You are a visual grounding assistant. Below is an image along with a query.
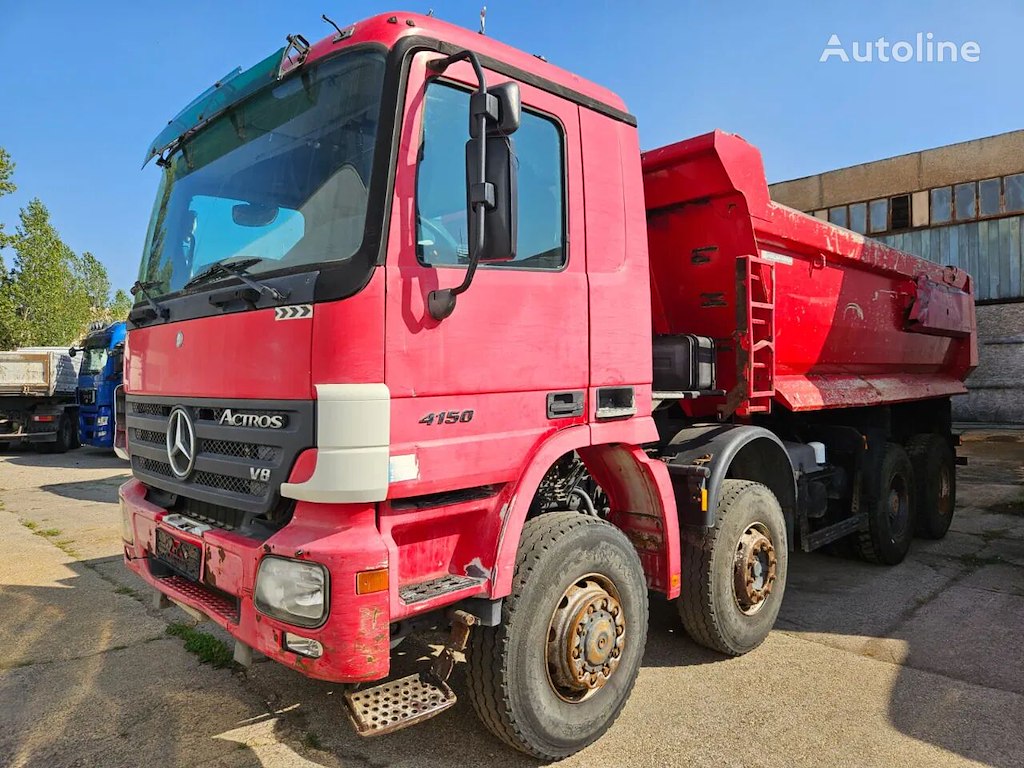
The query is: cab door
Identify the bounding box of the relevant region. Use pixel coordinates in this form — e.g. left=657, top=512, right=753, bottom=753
left=384, top=51, right=588, bottom=497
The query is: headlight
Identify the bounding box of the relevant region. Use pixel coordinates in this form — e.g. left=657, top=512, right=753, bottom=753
left=254, top=556, right=328, bottom=627
left=96, top=416, right=109, bottom=426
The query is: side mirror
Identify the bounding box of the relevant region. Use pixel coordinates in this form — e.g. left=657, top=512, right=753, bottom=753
left=466, top=135, right=517, bottom=263
left=426, top=51, right=522, bottom=320
left=470, top=82, right=521, bottom=138
left=68, top=347, right=77, bottom=358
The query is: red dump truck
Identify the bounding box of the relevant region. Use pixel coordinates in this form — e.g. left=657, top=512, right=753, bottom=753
left=120, top=12, right=977, bottom=758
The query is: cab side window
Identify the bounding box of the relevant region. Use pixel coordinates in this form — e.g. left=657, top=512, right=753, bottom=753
left=416, top=81, right=566, bottom=270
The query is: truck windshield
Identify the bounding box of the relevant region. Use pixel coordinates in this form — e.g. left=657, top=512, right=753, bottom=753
left=138, top=49, right=386, bottom=297
left=81, top=347, right=109, bottom=375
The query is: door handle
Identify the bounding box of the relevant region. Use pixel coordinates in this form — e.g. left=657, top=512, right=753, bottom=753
left=547, top=391, right=584, bottom=419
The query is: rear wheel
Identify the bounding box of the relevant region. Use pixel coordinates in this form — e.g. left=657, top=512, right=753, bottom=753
left=857, top=443, right=915, bottom=564
left=48, top=414, right=74, bottom=454
left=907, top=435, right=956, bottom=540
left=465, top=511, right=648, bottom=760
left=678, top=480, right=788, bottom=656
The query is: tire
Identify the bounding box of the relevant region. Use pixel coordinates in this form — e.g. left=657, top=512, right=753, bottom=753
left=465, top=511, right=649, bottom=760
left=857, top=443, right=916, bottom=564
left=677, top=480, right=788, bottom=656
left=39, top=414, right=74, bottom=454
left=907, top=435, right=956, bottom=540
left=71, top=416, right=82, bottom=449
left=51, top=415, right=74, bottom=454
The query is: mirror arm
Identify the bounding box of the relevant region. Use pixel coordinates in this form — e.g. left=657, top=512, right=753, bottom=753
left=427, top=50, right=492, bottom=321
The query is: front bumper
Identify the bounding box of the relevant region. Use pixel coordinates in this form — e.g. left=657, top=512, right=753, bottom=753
left=79, top=404, right=113, bottom=447
left=120, top=478, right=391, bottom=682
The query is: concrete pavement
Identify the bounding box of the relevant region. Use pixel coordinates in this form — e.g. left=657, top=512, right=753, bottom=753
left=0, top=435, right=1022, bottom=767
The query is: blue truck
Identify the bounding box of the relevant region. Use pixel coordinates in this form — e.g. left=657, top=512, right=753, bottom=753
left=70, top=321, right=126, bottom=449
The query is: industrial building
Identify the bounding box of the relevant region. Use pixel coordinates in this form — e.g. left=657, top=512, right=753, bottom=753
left=770, top=130, right=1024, bottom=424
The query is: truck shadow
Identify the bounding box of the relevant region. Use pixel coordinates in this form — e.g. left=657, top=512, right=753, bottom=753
left=1, top=446, right=129, bottom=471
left=775, top=435, right=1024, bottom=767
left=0, top=562, right=288, bottom=768
left=39, top=476, right=129, bottom=503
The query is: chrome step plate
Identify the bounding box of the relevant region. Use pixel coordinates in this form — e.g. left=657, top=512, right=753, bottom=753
left=345, top=673, right=457, bottom=736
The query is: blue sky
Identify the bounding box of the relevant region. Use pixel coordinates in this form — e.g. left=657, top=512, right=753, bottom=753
left=1, top=1, right=1020, bottom=293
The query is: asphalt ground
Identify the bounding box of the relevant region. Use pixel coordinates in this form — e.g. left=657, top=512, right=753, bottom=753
left=0, top=431, right=1022, bottom=767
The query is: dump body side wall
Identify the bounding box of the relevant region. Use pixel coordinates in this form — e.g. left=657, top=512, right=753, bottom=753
left=0, top=349, right=80, bottom=397
left=642, top=131, right=977, bottom=413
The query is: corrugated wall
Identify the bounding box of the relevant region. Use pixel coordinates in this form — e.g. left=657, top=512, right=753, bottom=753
left=876, top=224, right=1023, bottom=423
left=879, top=216, right=1024, bottom=301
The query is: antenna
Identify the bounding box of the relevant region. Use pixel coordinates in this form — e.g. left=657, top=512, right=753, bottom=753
left=427, top=8, right=434, bottom=17
left=321, top=14, right=343, bottom=36
left=479, top=6, right=486, bottom=35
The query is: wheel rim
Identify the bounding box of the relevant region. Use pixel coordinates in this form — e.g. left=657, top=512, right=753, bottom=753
left=546, top=573, right=626, bottom=703
left=733, top=522, right=778, bottom=615
left=887, top=473, right=910, bottom=539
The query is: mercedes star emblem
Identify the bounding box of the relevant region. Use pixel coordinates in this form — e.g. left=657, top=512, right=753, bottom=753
left=166, top=407, right=196, bottom=479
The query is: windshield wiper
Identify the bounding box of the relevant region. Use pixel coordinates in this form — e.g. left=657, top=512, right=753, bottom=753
left=184, top=257, right=289, bottom=302
left=130, top=280, right=170, bottom=321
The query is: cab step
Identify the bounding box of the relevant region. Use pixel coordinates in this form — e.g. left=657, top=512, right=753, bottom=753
left=344, top=673, right=457, bottom=736
left=345, top=609, right=477, bottom=737
left=399, top=573, right=485, bottom=604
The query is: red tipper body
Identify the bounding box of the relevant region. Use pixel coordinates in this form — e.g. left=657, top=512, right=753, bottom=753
left=119, top=11, right=977, bottom=692
left=642, top=130, right=977, bottom=417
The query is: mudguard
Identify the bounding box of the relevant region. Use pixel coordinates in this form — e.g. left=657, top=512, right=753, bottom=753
left=666, top=424, right=796, bottom=536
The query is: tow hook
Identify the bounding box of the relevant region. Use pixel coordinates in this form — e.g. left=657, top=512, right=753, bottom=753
left=345, top=610, right=477, bottom=736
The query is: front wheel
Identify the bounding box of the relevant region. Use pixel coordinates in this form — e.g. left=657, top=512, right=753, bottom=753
left=678, top=480, right=788, bottom=656
left=465, top=511, right=649, bottom=760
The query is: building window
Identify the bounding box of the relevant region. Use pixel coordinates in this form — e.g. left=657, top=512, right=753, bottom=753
left=979, top=178, right=1000, bottom=217
left=869, top=199, right=888, bottom=233
left=1005, top=174, right=1024, bottom=213
left=828, top=206, right=847, bottom=228
left=954, top=183, right=976, bottom=220
left=848, top=202, right=867, bottom=233
left=931, top=187, right=952, bottom=224
left=890, top=195, right=911, bottom=230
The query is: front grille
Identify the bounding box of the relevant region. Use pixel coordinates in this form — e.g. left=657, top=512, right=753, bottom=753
left=135, top=455, right=173, bottom=477
left=126, top=394, right=313, bottom=522
left=180, top=499, right=247, bottom=530
left=131, top=428, right=280, bottom=463
left=132, top=401, right=168, bottom=417
left=201, top=439, right=279, bottom=462
left=133, top=428, right=164, bottom=444
left=193, top=470, right=268, bottom=497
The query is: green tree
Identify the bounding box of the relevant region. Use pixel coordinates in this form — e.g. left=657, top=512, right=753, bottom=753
left=0, top=147, right=14, bottom=250
left=0, top=148, right=15, bottom=344
left=0, top=147, right=130, bottom=348
left=0, top=199, right=93, bottom=346
left=74, top=251, right=112, bottom=313
left=108, top=289, right=133, bottom=320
